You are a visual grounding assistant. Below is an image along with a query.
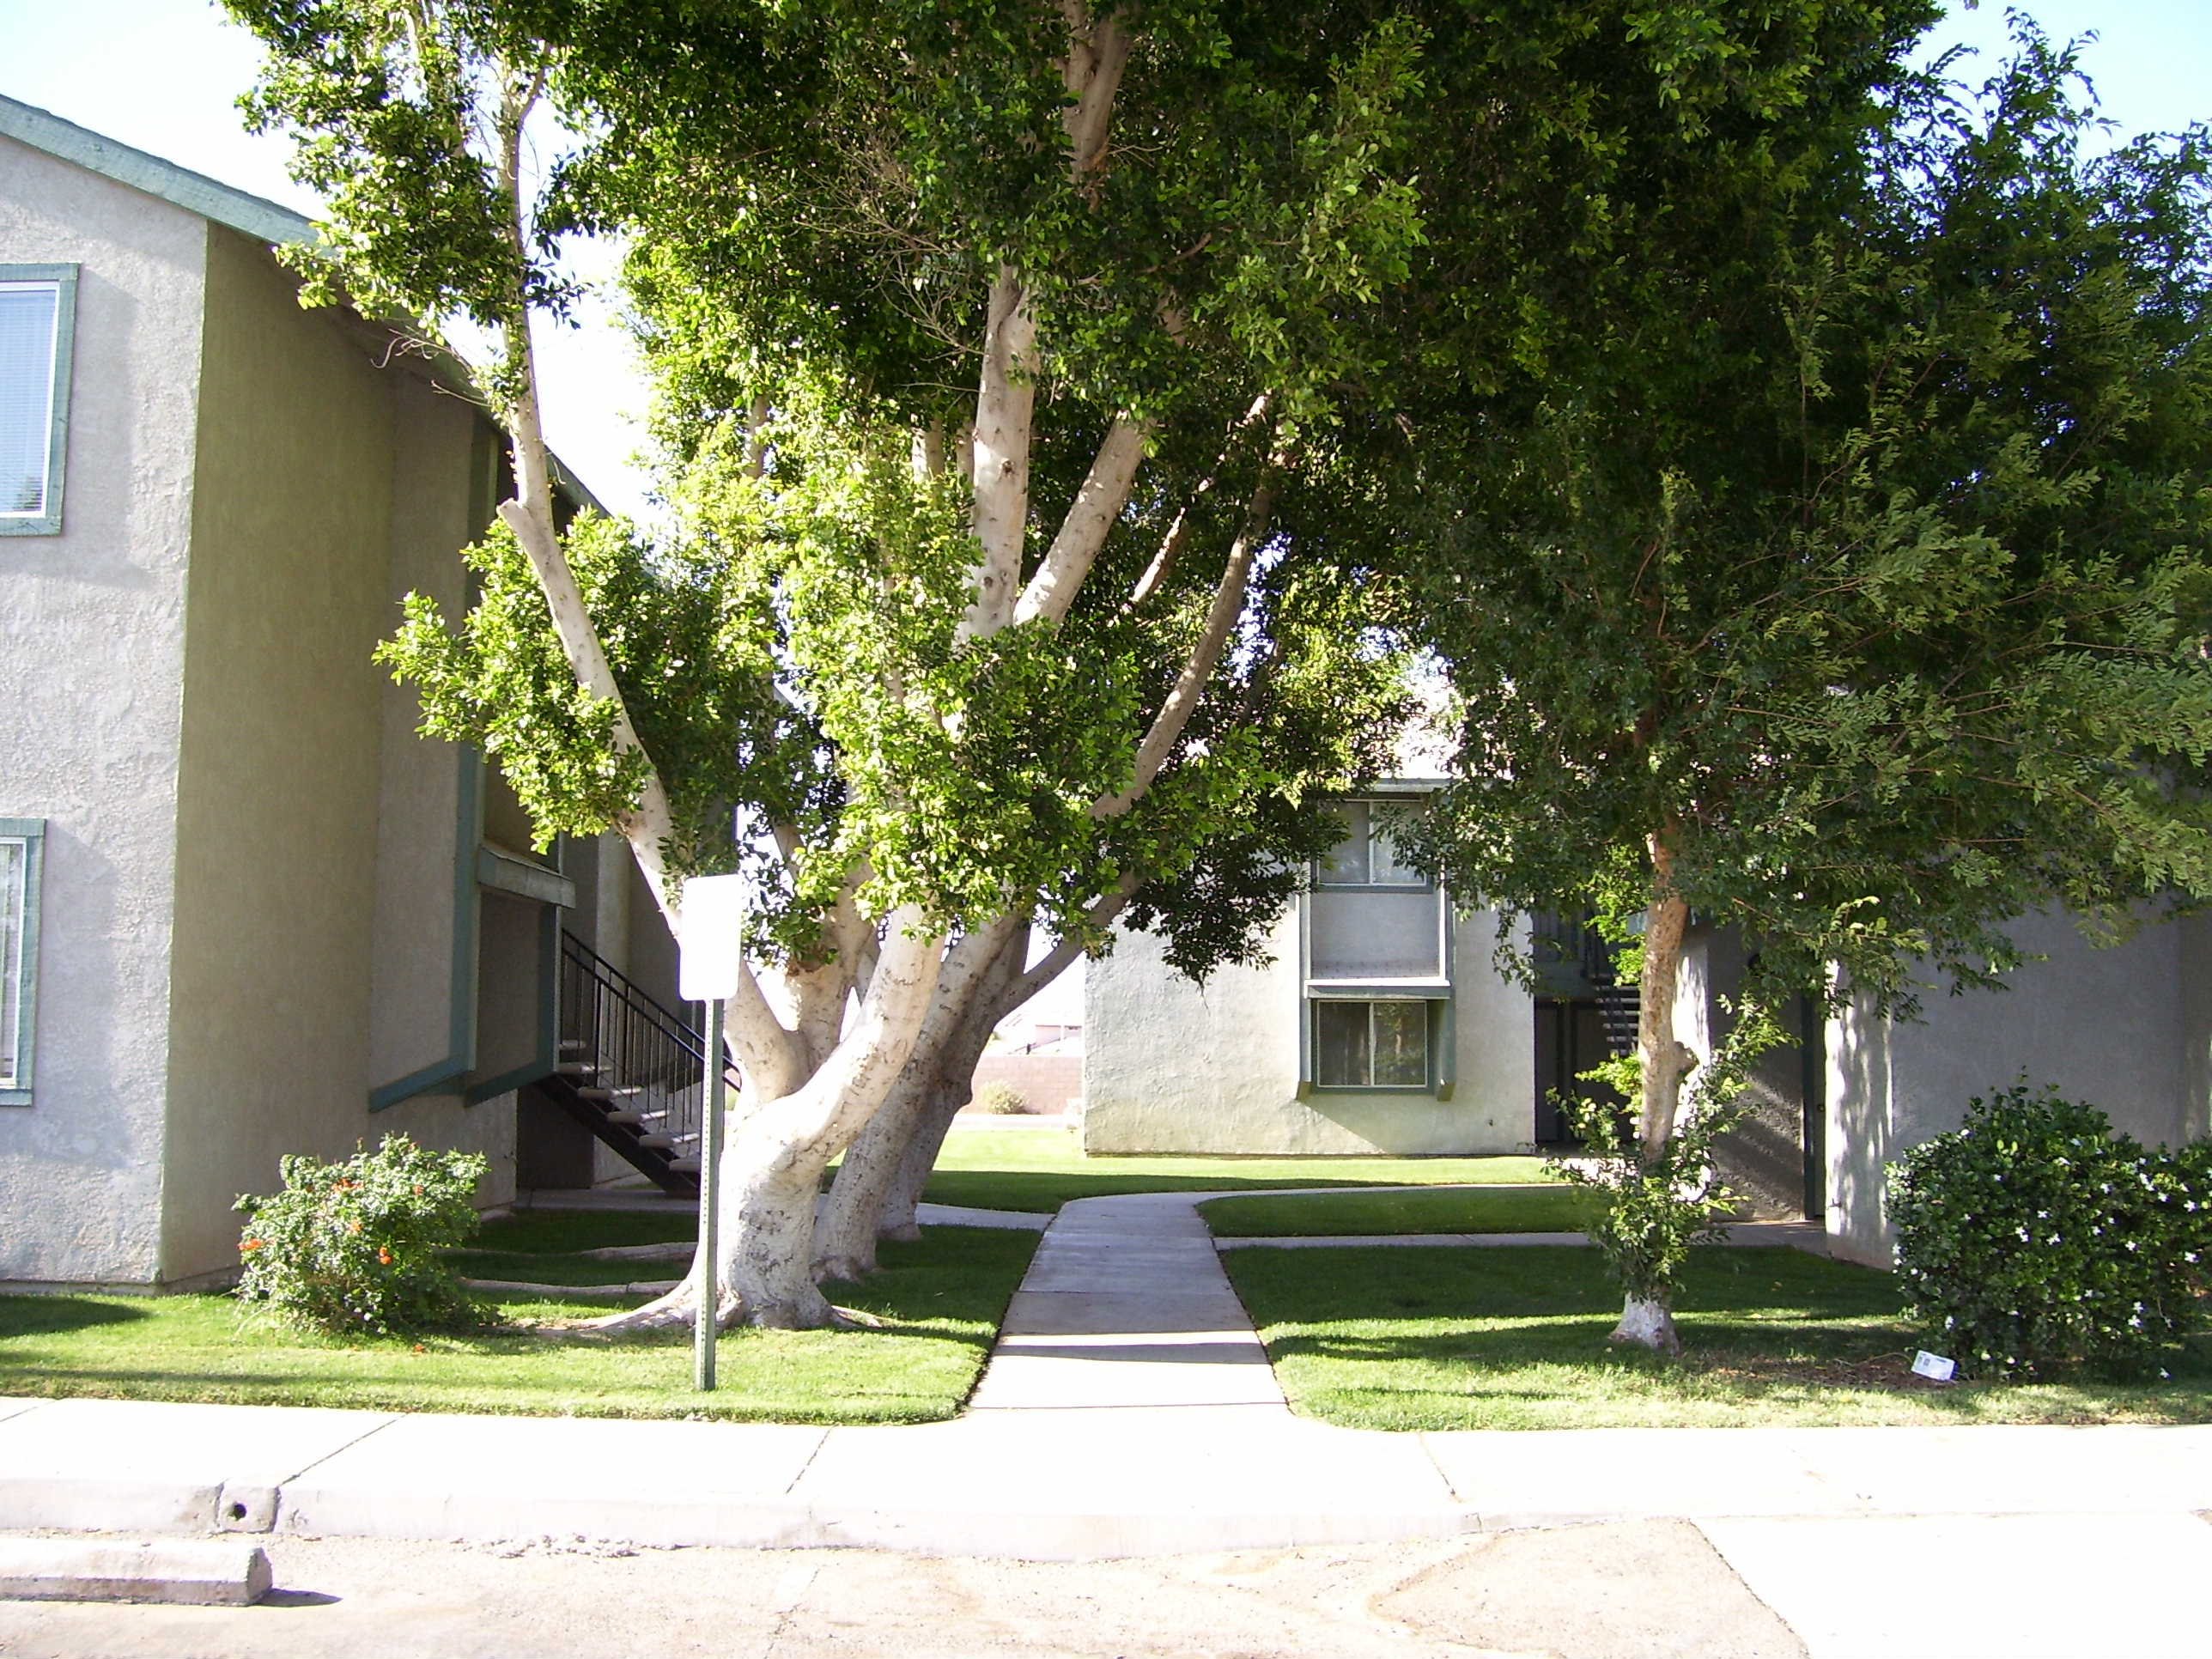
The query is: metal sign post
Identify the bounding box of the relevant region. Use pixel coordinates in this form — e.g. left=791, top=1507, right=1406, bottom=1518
left=678, top=875, right=747, bottom=1394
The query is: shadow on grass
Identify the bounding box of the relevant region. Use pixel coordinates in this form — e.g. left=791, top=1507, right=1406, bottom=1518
left=0, top=1294, right=154, bottom=1338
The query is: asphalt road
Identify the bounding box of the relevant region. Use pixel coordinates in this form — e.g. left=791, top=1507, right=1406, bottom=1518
left=0, top=1522, right=1799, bottom=1659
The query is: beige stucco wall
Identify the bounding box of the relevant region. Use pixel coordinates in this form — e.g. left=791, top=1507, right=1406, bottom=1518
left=1825, top=908, right=2210, bottom=1267
left=366, top=386, right=479, bottom=1095
left=159, top=226, right=398, bottom=1280
left=158, top=229, right=517, bottom=1283
left=1082, top=904, right=1535, bottom=1156
left=0, top=139, right=208, bottom=1285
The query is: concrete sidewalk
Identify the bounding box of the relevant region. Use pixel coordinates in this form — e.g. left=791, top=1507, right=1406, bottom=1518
left=2, top=1191, right=2209, bottom=1565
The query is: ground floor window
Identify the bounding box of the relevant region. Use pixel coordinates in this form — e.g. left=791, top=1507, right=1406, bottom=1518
left=1315, top=998, right=1427, bottom=1088
left=0, top=819, right=44, bottom=1102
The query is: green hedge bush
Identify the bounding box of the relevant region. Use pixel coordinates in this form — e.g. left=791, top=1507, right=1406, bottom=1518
left=1891, top=1083, right=2212, bottom=1379
left=235, top=1135, right=495, bottom=1336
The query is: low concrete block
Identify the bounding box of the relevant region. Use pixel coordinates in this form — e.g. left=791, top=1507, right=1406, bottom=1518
left=215, top=1480, right=279, bottom=1532
left=0, top=1538, right=273, bottom=1606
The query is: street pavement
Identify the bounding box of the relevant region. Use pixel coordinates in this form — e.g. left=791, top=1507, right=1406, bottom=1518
left=2, top=1188, right=2208, bottom=1655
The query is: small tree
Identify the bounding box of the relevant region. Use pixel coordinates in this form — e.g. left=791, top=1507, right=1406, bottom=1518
left=1408, top=30, right=2212, bottom=1351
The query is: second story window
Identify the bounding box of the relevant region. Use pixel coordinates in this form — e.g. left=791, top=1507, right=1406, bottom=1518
left=1316, top=800, right=1426, bottom=888
left=0, top=266, right=76, bottom=536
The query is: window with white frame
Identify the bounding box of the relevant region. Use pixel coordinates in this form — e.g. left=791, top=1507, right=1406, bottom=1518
left=1314, top=998, right=1428, bottom=1088
left=0, top=267, right=76, bottom=535
left=0, top=820, right=43, bottom=1102
left=1316, top=799, right=1425, bottom=887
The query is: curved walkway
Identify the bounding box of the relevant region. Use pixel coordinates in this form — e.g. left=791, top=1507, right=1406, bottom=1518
left=3, top=1191, right=2209, bottom=1576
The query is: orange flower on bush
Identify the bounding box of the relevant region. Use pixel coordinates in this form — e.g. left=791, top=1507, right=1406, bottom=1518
left=378, top=1249, right=392, bottom=1265
left=240, top=1238, right=264, bottom=1254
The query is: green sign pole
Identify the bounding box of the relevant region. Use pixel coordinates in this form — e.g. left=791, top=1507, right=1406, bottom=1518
left=695, top=994, right=724, bottom=1391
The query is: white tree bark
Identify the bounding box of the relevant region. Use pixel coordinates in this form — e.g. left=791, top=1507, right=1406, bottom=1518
left=1636, top=827, right=1698, bottom=1162
left=1014, top=417, right=1148, bottom=627
left=812, top=917, right=1025, bottom=1279
left=960, top=269, right=1037, bottom=643
left=1060, top=1, right=1133, bottom=176
left=868, top=879, right=1135, bottom=1238
left=1610, top=1295, right=1681, bottom=1354
left=592, top=906, right=947, bottom=1331
left=1092, top=464, right=1279, bottom=819
left=1606, top=825, right=1697, bottom=1355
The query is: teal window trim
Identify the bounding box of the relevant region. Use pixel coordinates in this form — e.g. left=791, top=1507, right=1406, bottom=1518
left=1306, top=996, right=1436, bottom=1093
left=0, top=817, right=45, bottom=1105
left=1, top=265, right=78, bottom=538
left=464, top=903, right=559, bottom=1104
left=369, top=750, right=482, bottom=1111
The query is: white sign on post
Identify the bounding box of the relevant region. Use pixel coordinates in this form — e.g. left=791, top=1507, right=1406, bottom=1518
left=679, top=873, right=745, bottom=1392
left=679, top=874, right=749, bottom=1001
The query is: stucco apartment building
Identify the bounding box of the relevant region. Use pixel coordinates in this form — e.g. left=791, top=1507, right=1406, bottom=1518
left=1085, top=783, right=2212, bottom=1265
left=0, top=96, right=683, bottom=1291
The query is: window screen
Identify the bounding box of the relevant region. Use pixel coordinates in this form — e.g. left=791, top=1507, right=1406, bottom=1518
left=0, top=838, right=24, bottom=1088
left=0, top=283, right=61, bottom=520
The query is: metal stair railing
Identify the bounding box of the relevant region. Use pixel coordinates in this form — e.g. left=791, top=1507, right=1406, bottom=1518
left=556, top=929, right=740, bottom=1182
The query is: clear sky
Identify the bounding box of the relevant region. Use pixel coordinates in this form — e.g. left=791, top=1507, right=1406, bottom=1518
left=7, top=0, right=2207, bottom=1030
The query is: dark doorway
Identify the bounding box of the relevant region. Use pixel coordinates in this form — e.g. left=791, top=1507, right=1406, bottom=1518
left=1534, top=997, right=1629, bottom=1144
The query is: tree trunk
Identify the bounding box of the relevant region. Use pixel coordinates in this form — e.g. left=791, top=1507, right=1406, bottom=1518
left=875, top=1073, right=975, bottom=1241
left=587, top=907, right=946, bottom=1332
left=1635, top=826, right=1698, bottom=1163
left=1610, top=1294, right=1681, bottom=1354
left=813, top=921, right=1027, bottom=1278
left=1608, top=823, right=1698, bottom=1356
left=811, top=1067, right=932, bottom=1282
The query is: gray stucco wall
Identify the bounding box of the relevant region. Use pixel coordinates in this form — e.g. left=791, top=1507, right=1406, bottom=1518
left=0, top=139, right=208, bottom=1285
left=1082, top=904, right=1534, bottom=1156
left=1826, top=908, right=2209, bottom=1266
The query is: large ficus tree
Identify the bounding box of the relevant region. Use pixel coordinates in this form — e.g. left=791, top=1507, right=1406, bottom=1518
left=228, top=0, right=1944, bottom=1328
left=1407, top=29, right=2212, bottom=1353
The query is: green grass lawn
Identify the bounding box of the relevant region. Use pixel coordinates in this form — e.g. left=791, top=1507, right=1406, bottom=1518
left=1200, top=1184, right=1595, bottom=1237
left=0, top=1225, right=1036, bottom=1425
left=1221, top=1243, right=2212, bottom=1431
left=918, top=1129, right=1553, bottom=1212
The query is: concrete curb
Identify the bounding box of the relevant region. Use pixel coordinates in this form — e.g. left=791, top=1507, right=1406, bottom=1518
left=0, top=1538, right=271, bottom=1605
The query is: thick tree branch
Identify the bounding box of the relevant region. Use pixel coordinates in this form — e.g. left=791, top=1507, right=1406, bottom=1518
left=1091, top=456, right=1280, bottom=819
left=485, top=59, right=685, bottom=943
left=1016, top=416, right=1148, bottom=626
left=1125, top=393, right=1272, bottom=611
left=1001, top=872, right=1142, bottom=1008
left=960, top=270, right=1036, bottom=643
left=1060, top=1, right=1134, bottom=179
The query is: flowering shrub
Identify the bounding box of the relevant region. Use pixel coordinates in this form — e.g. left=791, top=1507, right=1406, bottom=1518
left=1891, top=1083, right=2212, bottom=1379
left=234, top=1135, right=495, bottom=1336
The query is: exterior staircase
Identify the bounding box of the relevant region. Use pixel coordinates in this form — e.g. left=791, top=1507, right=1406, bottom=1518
left=527, top=930, right=737, bottom=1196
